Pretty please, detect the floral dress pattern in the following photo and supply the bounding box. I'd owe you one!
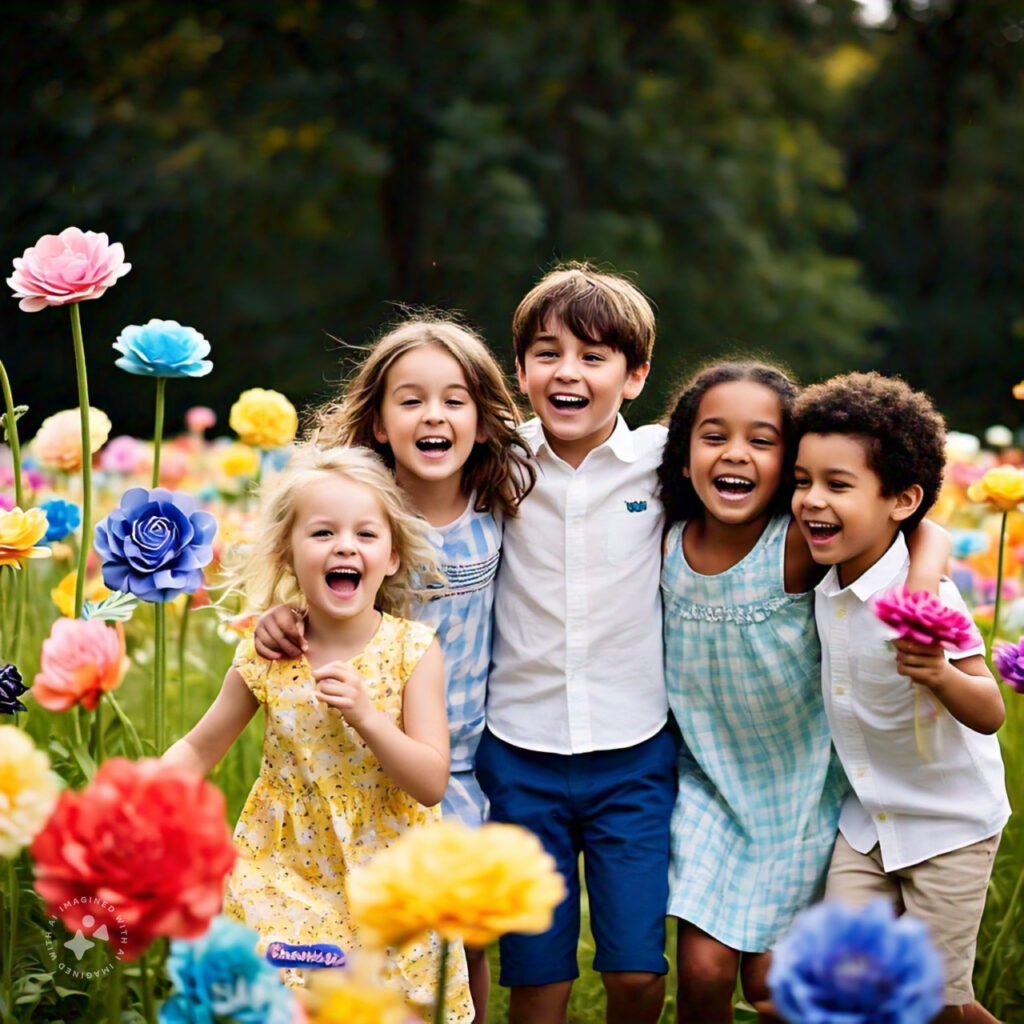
[223,613,471,1022]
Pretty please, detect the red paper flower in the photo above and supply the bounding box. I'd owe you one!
[31,758,236,960]
[872,586,978,651]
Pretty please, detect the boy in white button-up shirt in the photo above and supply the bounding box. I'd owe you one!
[475,264,676,1024]
[791,372,1009,1024]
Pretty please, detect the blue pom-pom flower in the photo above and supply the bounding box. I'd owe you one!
[113,319,212,378]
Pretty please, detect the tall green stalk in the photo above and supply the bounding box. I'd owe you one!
[3,856,18,1016]
[178,594,192,736]
[69,303,91,620]
[151,377,166,487]
[990,511,1008,650]
[154,603,166,753]
[0,358,28,667]
[432,937,450,1024]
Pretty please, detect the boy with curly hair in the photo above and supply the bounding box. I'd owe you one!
[791,371,1009,1024]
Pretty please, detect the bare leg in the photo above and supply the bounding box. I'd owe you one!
[508,980,573,1024]
[676,921,740,1024]
[740,950,784,1023]
[603,970,665,1024]
[465,945,490,1024]
[932,1003,1002,1023]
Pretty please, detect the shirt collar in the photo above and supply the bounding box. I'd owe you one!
[520,414,638,463]
[815,531,909,602]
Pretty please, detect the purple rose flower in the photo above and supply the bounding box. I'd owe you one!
[0,664,28,714]
[94,488,217,604]
[994,638,1024,693]
[769,899,944,1024]
[873,586,978,651]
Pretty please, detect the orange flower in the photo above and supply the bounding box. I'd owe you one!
[32,407,112,471]
[1013,380,1024,400]
[32,618,128,711]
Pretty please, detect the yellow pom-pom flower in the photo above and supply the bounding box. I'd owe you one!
[50,571,111,618]
[216,441,261,478]
[348,820,566,949]
[229,388,298,449]
[304,966,413,1024]
[966,465,1024,512]
[0,507,51,567]
[0,725,61,857]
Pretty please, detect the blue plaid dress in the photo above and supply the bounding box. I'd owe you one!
[662,514,847,951]
[417,499,500,826]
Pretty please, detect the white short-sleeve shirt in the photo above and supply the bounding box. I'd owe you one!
[487,415,669,754]
[815,531,1010,871]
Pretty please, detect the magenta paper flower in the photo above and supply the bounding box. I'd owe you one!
[7,227,131,312]
[993,639,1024,693]
[873,586,978,651]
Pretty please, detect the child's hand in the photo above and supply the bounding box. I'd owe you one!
[253,604,307,660]
[313,661,375,729]
[891,637,951,692]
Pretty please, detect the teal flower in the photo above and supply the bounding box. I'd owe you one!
[113,319,212,378]
[39,498,81,543]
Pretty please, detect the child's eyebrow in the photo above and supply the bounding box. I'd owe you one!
[697,416,781,435]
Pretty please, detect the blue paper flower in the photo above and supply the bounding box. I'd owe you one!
[768,900,944,1024]
[94,487,217,603]
[0,664,28,714]
[39,498,81,543]
[113,319,212,378]
[949,529,989,561]
[159,916,296,1024]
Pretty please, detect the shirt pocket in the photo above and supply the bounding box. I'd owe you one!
[853,648,914,720]
[604,505,657,566]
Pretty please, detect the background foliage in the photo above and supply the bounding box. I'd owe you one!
[2,0,1022,439]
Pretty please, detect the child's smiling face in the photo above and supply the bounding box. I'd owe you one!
[516,317,649,468]
[684,379,786,528]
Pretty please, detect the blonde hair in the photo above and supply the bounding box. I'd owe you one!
[512,261,656,372]
[228,444,443,617]
[312,315,535,517]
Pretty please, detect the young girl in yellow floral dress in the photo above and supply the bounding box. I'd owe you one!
[163,444,472,1022]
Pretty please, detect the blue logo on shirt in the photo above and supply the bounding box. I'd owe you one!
[624,500,647,512]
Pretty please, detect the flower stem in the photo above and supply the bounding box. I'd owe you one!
[178,593,192,736]
[433,937,450,1024]
[990,511,1008,651]
[0,359,23,508]
[139,948,155,1024]
[978,857,1024,1000]
[92,695,104,763]
[154,602,166,753]
[69,303,91,620]
[152,377,166,488]
[3,855,19,1013]
[106,952,123,1024]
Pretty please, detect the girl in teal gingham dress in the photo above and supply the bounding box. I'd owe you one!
[656,361,949,1024]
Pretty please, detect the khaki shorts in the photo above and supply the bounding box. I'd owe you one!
[825,832,1000,1005]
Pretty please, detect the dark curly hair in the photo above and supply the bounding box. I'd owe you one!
[657,359,801,529]
[792,372,946,532]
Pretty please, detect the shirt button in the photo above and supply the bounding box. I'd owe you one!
[835,686,845,695]
[855,769,865,778]
[877,812,887,821]
[834,606,847,620]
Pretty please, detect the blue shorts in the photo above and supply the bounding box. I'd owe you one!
[475,725,677,987]
[441,768,488,827]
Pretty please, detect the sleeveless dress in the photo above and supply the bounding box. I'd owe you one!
[661,515,848,951]
[223,614,472,1022]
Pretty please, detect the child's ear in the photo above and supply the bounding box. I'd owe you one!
[622,361,651,401]
[891,484,924,522]
[385,549,400,577]
[515,360,528,394]
[372,416,388,445]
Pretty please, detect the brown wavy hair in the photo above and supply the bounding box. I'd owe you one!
[312,314,534,517]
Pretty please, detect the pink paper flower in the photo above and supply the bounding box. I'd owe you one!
[32,407,112,472]
[873,586,978,651]
[32,617,128,711]
[7,228,131,312]
[100,435,146,475]
[185,405,216,435]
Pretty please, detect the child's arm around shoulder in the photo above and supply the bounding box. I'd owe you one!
[892,640,1005,734]
[904,517,952,595]
[313,636,449,807]
[162,668,260,774]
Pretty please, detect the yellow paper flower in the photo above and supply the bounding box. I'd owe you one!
[216,441,261,478]
[349,820,566,949]
[0,725,62,857]
[0,507,51,567]
[31,407,112,471]
[229,388,298,449]
[304,966,412,1024]
[51,571,112,618]
[966,465,1024,511]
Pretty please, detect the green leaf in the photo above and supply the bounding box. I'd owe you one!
[1,405,28,441]
[82,591,139,623]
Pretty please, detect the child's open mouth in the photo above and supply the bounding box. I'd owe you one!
[549,394,588,411]
[804,521,840,541]
[326,568,361,594]
[415,437,453,454]
[713,475,755,498]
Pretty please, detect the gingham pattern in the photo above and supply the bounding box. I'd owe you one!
[417,503,500,772]
[662,514,848,951]
[441,768,489,827]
